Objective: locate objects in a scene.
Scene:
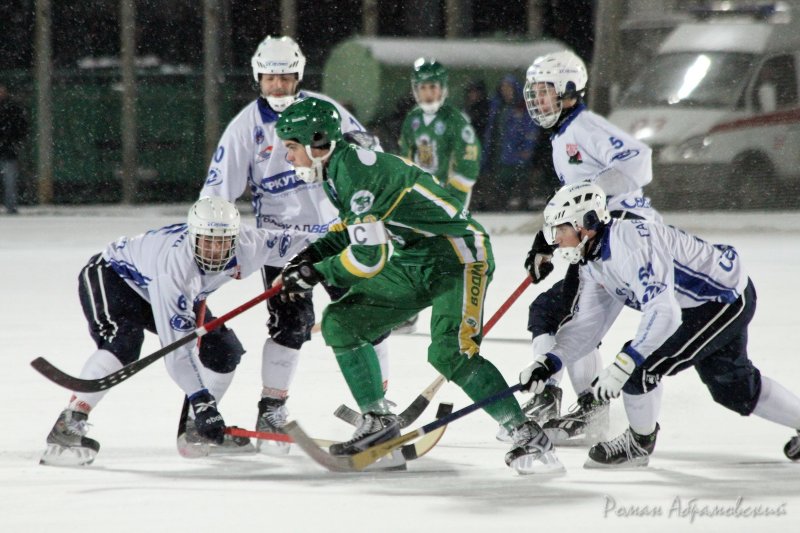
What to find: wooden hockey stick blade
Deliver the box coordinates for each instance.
[334,374,448,429]
[30,283,283,392]
[285,402,454,472]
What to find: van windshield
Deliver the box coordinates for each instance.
[619,52,756,108]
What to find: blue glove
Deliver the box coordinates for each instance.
[189,389,225,444]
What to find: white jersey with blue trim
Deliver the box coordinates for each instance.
[100,223,311,396]
[550,219,747,364]
[551,105,660,221]
[200,90,378,267]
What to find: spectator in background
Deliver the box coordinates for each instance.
[0,83,28,215]
[464,79,489,140]
[480,74,541,210]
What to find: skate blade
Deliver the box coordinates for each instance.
[544,425,607,447]
[256,439,291,456]
[511,450,566,475]
[495,426,512,443]
[362,449,407,472]
[39,443,97,467]
[583,455,650,469]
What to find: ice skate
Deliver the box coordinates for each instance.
[40,409,100,467]
[177,417,255,458]
[329,412,401,456]
[784,430,800,461]
[584,424,659,469]
[522,384,562,424]
[543,391,609,446]
[255,397,291,455]
[505,420,565,475]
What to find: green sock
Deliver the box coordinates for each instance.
[334,344,386,413]
[451,354,526,430]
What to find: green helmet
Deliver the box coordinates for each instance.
[276,97,343,147]
[411,58,448,113]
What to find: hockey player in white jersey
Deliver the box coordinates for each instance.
[519,182,800,467]
[198,36,389,454]
[40,197,311,466]
[513,50,662,445]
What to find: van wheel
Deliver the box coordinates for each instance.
[730,153,774,209]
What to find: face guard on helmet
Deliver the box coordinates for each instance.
[251,36,306,112]
[543,182,610,264]
[411,58,449,114]
[276,97,343,184]
[188,196,241,273]
[524,50,588,129]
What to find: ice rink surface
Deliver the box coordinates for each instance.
[2,207,799,532]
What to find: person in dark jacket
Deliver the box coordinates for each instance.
[0,84,28,214]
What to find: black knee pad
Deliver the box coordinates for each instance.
[197,324,246,373]
[697,358,762,416]
[266,293,315,350]
[527,281,566,337]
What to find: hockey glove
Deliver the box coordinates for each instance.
[591,352,637,401]
[281,258,323,301]
[189,389,225,444]
[524,230,555,284]
[519,353,562,394]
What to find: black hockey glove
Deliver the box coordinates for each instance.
[519,354,562,394]
[524,230,556,284]
[281,253,324,301]
[189,390,225,444]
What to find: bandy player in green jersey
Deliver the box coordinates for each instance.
[399,58,481,207]
[274,96,563,475]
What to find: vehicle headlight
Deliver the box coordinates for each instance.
[676,134,712,160]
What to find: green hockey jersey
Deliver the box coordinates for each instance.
[309,144,493,288]
[398,104,481,204]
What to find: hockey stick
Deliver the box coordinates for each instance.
[31,283,284,393]
[287,384,524,472]
[334,276,532,428]
[227,402,454,462]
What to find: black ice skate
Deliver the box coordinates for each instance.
[255,397,291,455]
[177,418,255,458]
[329,412,401,457]
[543,391,609,446]
[505,420,565,475]
[584,424,660,468]
[496,384,563,443]
[784,430,800,461]
[40,409,100,466]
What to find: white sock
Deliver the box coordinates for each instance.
[261,338,299,399]
[201,367,235,405]
[752,375,800,429]
[70,349,124,411]
[374,338,390,392]
[623,385,663,436]
[532,333,563,385]
[568,347,602,395]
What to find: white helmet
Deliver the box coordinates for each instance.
[188,196,241,273]
[542,182,610,264]
[251,36,306,112]
[524,50,588,129]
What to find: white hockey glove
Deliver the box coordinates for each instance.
[591,352,637,401]
[519,353,562,394]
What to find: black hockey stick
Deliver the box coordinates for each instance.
[333,277,532,428]
[31,283,283,393]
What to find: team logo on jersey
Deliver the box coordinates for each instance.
[206,167,222,186]
[461,125,475,144]
[350,190,375,215]
[434,121,446,135]
[638,263,667,304]
[254,126,265,145]
[411,117,421,131]
[170,314,195,332]
[257,145,274,163]
[566,143,583,164]
[416,135,435,170]
[611,149,639,162]
[279,233,292,257]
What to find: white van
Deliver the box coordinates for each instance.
[608,3,800,206]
